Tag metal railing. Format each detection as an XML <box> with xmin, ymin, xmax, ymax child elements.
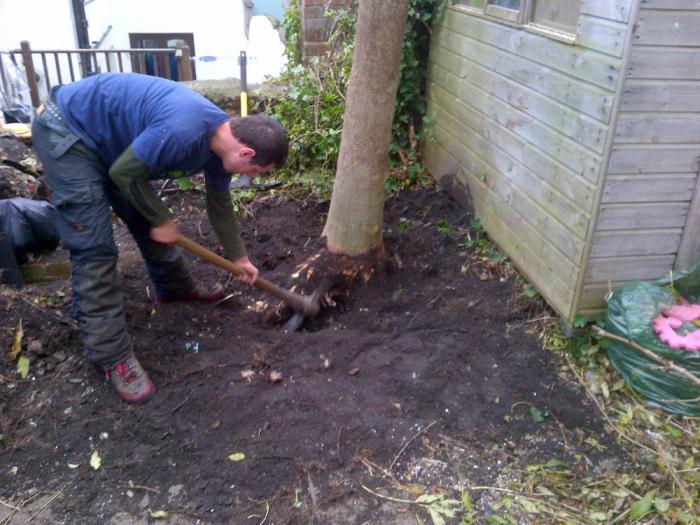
<box><xmin>0</xmin><ymin>40</ymin><xmax>194</xmax><ymax>109</ymax></box>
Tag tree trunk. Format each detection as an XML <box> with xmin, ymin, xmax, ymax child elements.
<box><xmin>321</xmin><ymin>0</ymin><xmax>410</xmax><ymax>256</ymax></box>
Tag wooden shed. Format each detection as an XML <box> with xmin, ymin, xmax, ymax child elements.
<box><xmin>423</xmin><ymin>0</ymin><xmax>700</xmax><ymax>325</ymax></box>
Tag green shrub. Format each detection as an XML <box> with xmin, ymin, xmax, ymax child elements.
<box><xmin>265</xmin><ymin>0</ymin><xmax>446</xmax><ymax>192</ymax></box>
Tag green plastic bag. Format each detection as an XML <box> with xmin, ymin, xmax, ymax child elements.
<box><xmin>603</xmin><ymin>266</ymin><xmax>700</xmax><ymax>416</ymax></box>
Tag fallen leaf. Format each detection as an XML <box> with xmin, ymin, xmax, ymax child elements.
<box><xmin>10</xmin><ymin>319</ymin><xmax>23</xmax><ymax>360</ymax></box>
<box><xmin>348</xmin><ymin>368</ymin><xmax>360</xmax><ymax>376</ymax></box>
<box><xmin>211</xmin><ymin>420</ymin><xmax>220</xmax><ymax>429</ymax></box>
<box><xmin>16</xmin><ymin>356</ymin><xmax>29</xmax><ymax>379</ymax></box>
<box><xmin>654</xmin><ymin>496</ymin><xmax>670</xmax><ymax>513</ymax></box>
<box><xmin>529</xmin><ymin>406</ymin><xmax>544</xmax><ymax>423</ymax></box>
<box><xmin>628</xmin><ymin>490</ymin><xmax>654</xmax><ymax>521</ymax></box>
<box><xmin>90</xmin><ymin>450</ymin><xmax>101</xmax><ymax>470</ymax></box>
<box><xmin>147</xmin><ymin>509</ymin><xmax>171</xmax><ymax>519</ymax></box>
<box><xmin>518</xmin><ymin>497</ymin><xmax>541</xmax><ymax>513</ymax></box>
<box><xmin>228</xmin><ymin>452</ymin><xmax>246</xmax><ymax>462</ymax></box>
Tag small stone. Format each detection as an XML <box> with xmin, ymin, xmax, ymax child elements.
<box><xmin>168</xmin><ymin>484</ymin><xmax>184</xmax><ymax>501</ymax></box>
<box><xmin>9</xmin><ymin>466</ymin><xmax>18</xmax><ymax>475</ymax></box>
<box><xmin>53</xmin><ymin>350</ymin><xmax>68</xmax><ymax>362</ymax></box>
<box><xmin>68</xmin><ymin>378</ymin><xmax>83</xmax><ymax>385</ymax></box>
<box><xmin>27</xmin><ymin>339</ymin><xmax>46</xmax><ymax>356</ymax></box>
<box><xmin>348</xmin><ymin>368</ymin><xmax>360</xmax><ymax>375</ymax></box>
<box><xmin>215</xmin><ymin>494</ymin><xmax>233</xmax><ymax>506</ymax></box>
<box><xmin>63</xmin><ymin>407</ymin><xmax>72</xmax><ymax>415</ymax></box>
<box><xmin>99</xmin><ymin>432</ymin><xmax>109</xmax><ymax>441</ymax></box>
<box><xmin>240</xmin><ymin>370</ymin><xmax>256</xmax><ymax>381</ymax></box>
<box><xmin>126</xmin><ymin>490</ymin><xmax>134</xmax><ymax>498</ymax></box>
<box><xmin>268</xmin><ymin>371</ymin><xmax>283</xmax><ymax>383</ymax></box>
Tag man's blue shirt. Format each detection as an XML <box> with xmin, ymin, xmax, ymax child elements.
<box><xmin>56</xmin><ymin>73</ymin><xmax>232</xmax><ymax>191</ymax></box>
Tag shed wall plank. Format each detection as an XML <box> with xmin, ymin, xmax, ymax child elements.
<box><xmin>628</xmin><ymin>47</ymin><xmax>700</xmax><ymax>79</ymax></box>
<box><xmin>441</xmin><ymin>10</ymin><xmax>622</xmax><ymax>90</ymax></box>
<box><xmin>596</xmin><ymin>203</ymin><xmax>689</xmax><ymax>230</ymax></box>
<box><xmin>586</xmin><ymin>255</ymin><xmax>676</xmax><ymax>281</ymax></box>
<box><xmin>461</xmin><ymin>170</ymin><xmax>575</xmax><ymax>317</ymax></box>
<box><xmin>590</xmin><ymin>230</ymin><xmax>682</xmax><ymax>257</ymax></box>
<box><xmin>429</xmin><ymin>58</ymin><xmax>602</xmax><ymax>182</ymax></box>
<box><xmin>602</xmin><ymin>174</ymin><xmax>697</xmax><ymax>202</ymax></box>
<box><xmin>621</xmin><ymin>80</ymin><xmax>700</xmax><ymax>111</ymax></box>
<box><xmin>433</xmin><ymin>120</ymin><xmax>586</xmax><ymax>267</ymax></box>
<box><xmin>615</xmin><ymin>113</ymin><xmax>700</xmax><ymax>143</ymax></box>
<box><xmin>639</xmin><ymin>0</ymin><xmax>700</xmax><ymax>9</ymax></box>
<box><xmin>577</xmin><ymin>15</ymin><xmax>628</xmax><ymax>58</ymax></box>
<box><xmin>430</xmin><ymin>61</ymin><xmax>602</xmax><ymax>188</ymax></box>
<box><xmin>431</xmin><ymin>46</ymin><xmax>608</xmax><ymax>154</ymax></box>
<box><xmin>422</xmin><ymin>138</ymin><xmax>460</xmax><ymax>181</ymax></box>
<box><xmin>608</xmin><ymin>146</ymin><xmax>700</xmax><ymax>173</ymax></box>
<box><xmin>674</xmin><ymin>174</ymin><xmax>700</xmax><ymax>270</ymax></box>
<box><xmin>433</xmin><ymin>26</ymin><xmax>614</xmax><ymax>122</ymax></box>
<box><xmin>428</xmin><ymin>68</ymin><xmax>597</xmax><ymax>209</ymax></box>
<box><xmin>581</xmin><ymin>0</ymin><xmax>633</xmax><ymax>22</ymax></box>
<box><xmin>636</xmin><ymin>10</ymin><xmax>700</xmax><ymax>47</ymax></box>
<box><xmin>579</xmin><ymin>282</ymin><xmax>627</xmax><ymax>311</ymax></box>
<box><xmin>430</xmin><ymin>96</ymin><xmax>591</xmax><ymax>237</ymax></box>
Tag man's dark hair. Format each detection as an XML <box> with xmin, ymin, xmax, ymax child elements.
<box><xmin>229</xmin><ymin>115</ymin><xmax>288</xmax><ymax>168</ymax></box>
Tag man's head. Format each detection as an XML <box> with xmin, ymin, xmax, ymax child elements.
<box><xmin>211</xmin><ymin>115</ymin><xmax>288</xmax><ymax>177</ymax></box>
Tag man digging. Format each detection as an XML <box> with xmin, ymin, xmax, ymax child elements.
<box><xmin>32</xmin><ymin>73</ymin><xmax>288</xmax><ymax>404</ymax></box>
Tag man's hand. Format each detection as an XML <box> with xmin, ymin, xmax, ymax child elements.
<box><xmin>233</xmin><ymin>255</ymin><xmax>259</xmax><ymax>285</ymax></box>
<box><xmin>151</xmin><ymin>219</ymin><xmax>178</xmax><ymax>244</ymax></box>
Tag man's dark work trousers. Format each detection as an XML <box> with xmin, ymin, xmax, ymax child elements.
<box><xmin>31</xmin><ymin>102</ymin><xmax>197</xmax><ymax>369</ymax></box>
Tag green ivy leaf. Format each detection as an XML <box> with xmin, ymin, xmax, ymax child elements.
<box><xmin>518</xmin><ymin>497</ymin><xmax>540</xmax><ymax>513</ymax></box>
<box><xmin>654</xmin><ymin>497</ymin><xmax>670</xmax><ymax>513</ymax></box>
<box><xmin>529</xmin><ymin>406</ymin><xmax>544</xmax><ymax>423</ymax></box>
<box><xmin>628</xmin><ymin>491</ymin><xmax>655</xmax><ymax>521</ymax></box>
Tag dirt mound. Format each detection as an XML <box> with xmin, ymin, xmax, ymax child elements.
<box><xmin>0</xmin><ymin>188</ymin><xmax>614</xmax><ymax>524</ymax></box>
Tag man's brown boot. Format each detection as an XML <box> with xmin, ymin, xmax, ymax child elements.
<box><xmin>105</xmin><ymin>354</ymin><xmax>155</xmax><ymax>404</ymax></box>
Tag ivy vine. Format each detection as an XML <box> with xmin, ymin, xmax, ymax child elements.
<box><xmin>264</xmin><ymin>0</ymin><xmax>446</xmax><ymax>193</ymax></box>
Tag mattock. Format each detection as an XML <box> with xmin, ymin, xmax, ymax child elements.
<box><xmin>175</xmin><ymin>234</ymin><xmax>322</xmax><ymax>330</ymax></box>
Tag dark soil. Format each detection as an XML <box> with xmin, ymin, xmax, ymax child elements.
<box><xmin>0</xmin><ymin>187</ymin><xmax>616</xmax><ymax>524</ymax></box>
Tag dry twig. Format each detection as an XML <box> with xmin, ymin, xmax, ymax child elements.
<box><xmin>389</xmin><ymin>421</ymin><xmax>436</xmax><ymax>472</ymax></box>
<box><xmin>565</xmin><ymin>354</ymin><xmax>659</xmax><ymax>457</ymax></box>
<box><xmin>594</xmin><ymin>326</ymin><xmax>700</xmax><ymax>388</ymax></box>
<box><xmin>27</xmin><ymin>485</ymin><xmax>65</xmax><ymax>522</ymax></box>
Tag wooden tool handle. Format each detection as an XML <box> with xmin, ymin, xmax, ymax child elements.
<box><xmin>175</xmin><ymin>234</ymin><xmax>318</xmax><ymax>316</ymax></box>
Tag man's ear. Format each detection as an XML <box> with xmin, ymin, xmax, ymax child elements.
<box><xmin>239</xmin><ymin>147</ymin><xmax>256</xmax><ymax>158</ymax></box>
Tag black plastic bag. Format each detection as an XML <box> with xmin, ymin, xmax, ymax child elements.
<box><xmin>0</xmin><ymin>198</ymin><xmax>60</xmax><ymax>265</ymax></box>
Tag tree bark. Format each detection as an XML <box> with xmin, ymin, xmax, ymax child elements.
<box><xmin>321</xmin><ymin>0</ymin><xmax>410</xmax><ymax>256</ymax></box>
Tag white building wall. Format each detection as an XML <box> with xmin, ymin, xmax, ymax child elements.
<box><xmin>0</xmin><ymin>0</ymin><xmax>285</xmax><ymax>88</ymax></box>
<box><xmin>0</xmin><ymin>0</ymin><xmax>77</xmax><ymax>50</ymax></box>
<box><xmin>86</xmin><ymin>0</ymin><xmax>285</xmax><ymax>83</ymax></box>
